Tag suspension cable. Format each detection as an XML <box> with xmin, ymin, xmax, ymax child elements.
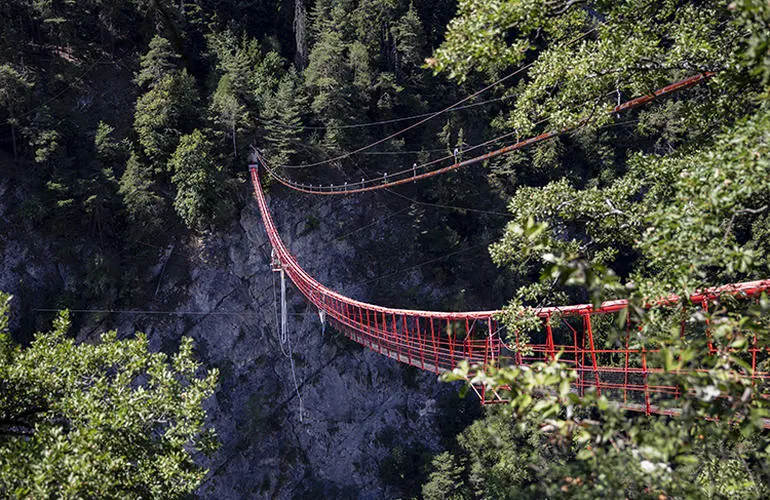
<box><xmin>264</xmin><ymin>89</ymin><xmax>639</xmax><ymax>189</ymax></box>
<box><xmin>279</xmin><ymin>28</ymin><xmax>599</xmax><ymax>169</ymax></box>
<box><xmin>272</xmin><ymin>95</ymin><xmax>514</xmax><ymax>132</ymax></box>
<box><xmin>255</xmin><ymin>72</ymin><xmax>713</xmax><ymax>195</ymax></box>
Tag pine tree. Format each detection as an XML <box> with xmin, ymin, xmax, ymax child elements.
<box><xmin>264</xmin><ymin>68</ymin><xmax>306</xmax><ymax>166</ymax></box>
<box><xmin>294</xmin><ymin>0</ymin><xmax>309</xmax><ymax>69</ymax></box>
<box><xmin>391</xmin><ymin>3</ymin><xmax>425</xmax><ymax>83</ymax></box>
<box><xmin>210</xmin><ymin>74</ymin><xmax>246</xmax><ymax>158</ymax></box>
<box><xmin>119</xmin><ymin>150</ymin><xmax>166</xmax><ymax>230</ymax></box>
<box><xmin>135</xmin><ymin>35</ymin><xmax>180</xmax><ymax>89</ymax></box>
<box><xmin>0</xmin><ymin>64</ymin><xmax>32</xmax><ymax>161</ymax></box>
<box><xmin>304</xmin><ymin>27</ymin><xmax>356</xmax><ymax>150</ymax></box>
<box><xmin>169</xmin><ymin>129</ymin><xmax>225</xmax><ymax>230</ymax></box>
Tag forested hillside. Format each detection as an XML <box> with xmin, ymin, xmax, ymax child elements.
<box><xmin>1</xmin><ymin>0</ymin><xmax>770</xmax><ymax>497</ymax></box>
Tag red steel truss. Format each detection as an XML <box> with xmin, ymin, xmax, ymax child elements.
<box><xmin>250</xmin><ymin>166</ymin><xmax>770</xmax><ymax>416</ymax></box>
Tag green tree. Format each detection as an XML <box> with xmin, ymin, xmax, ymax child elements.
<box><xmin>210</xmin><ymin>73</ymin><xmax>246</xmax><ymax>158</ymax></box>
<box><xmin>169</xmin><ymin>129</ymin><xmax>227</xmax><ymax>230</ymax></box>
<box><xmin>422</xmin><ymin>451</ymin><xmax>469</xmax><ymax>500</ymax></box>
<box><xmin>135</xmin><ymin>35</ymin><xmax>181</xmax><ymax>89</ymax></box>
<box><xmin>82</xmin><ymin>122</ymin><xmax>124</xmax><ymax>242</ymax></box>
<box><xmin>263</xmin><ymin>68</ymin><xmax>306</xmax><ymax>166</ymax></box>
<box><xmin>423</xmin><ymin>408</ymin><xmax>547</xmax><ymax>499</ymax></box>
<box><xmin>0</xmin><ymin>64</ymin><xmax>32</xmax><ymax>161</ymax></box>
<box><xmin>304</xmin><ymin>27</ymin><xmax>358</xmax><ymax>150</ymax></box>
<box><xmin>134</xmin><ymin>70</ymin><xmax>199</xmax><ymax>173</ymax></box>
<box><xmin>119</xmin><ymin>150</ymin><xmax>167</xmax><ymax>232</ymax></box>
<box><xmin>0</xmin><ymin>292</ymin><xmax>218</xmax><ymax>498</ymax></box>
<box><xmin>391</xmin><ymin>3</ymin><xmax>425</xmax><ymax>83</ymax></box>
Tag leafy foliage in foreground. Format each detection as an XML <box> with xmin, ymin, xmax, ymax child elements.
<box><xmin>422</xmin><ymin>0</ymin><xmax>770</xmax><ymax>497</ymax></box>
<box><xmin>0</xmin><ymin>293</ymin><xmax>218</xmax><ymax>498</ymax></box>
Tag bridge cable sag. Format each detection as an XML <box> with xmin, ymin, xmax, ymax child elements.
<box><xmin>257</xmin><ymin>72</ymin><xmax>714</xmax><ymax>195</ymax></box>
<box><xmin>267</xmin><ymin>95</ymin><xmax>514</xmax><ymax>133</ymax></box>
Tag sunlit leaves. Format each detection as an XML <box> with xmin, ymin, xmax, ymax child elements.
<box><xmin>0</xmin><ymin>294</ymin><xmax>218</xmax><ymax>497</ymax></box>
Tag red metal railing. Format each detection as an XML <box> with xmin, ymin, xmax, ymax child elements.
<box><xmin>250</xmin><ymin>165</ymin><xmax>770</xmax><ymax>416</ymax></box>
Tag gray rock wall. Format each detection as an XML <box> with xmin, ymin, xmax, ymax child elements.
<box><xmin>0</xmin><ymin>174</ymin><xmax>481</xmax><ymax>498</ymax></box>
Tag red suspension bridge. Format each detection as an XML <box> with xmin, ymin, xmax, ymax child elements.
<box><xmin>250</xmin><ymin>71</ymin><xmax>770</xmax><ymax>419</ymax></box>
<box><xmin>250</xmin><ymin>166</ymin><xmax>770</xmax><ymax>416</ymax></box>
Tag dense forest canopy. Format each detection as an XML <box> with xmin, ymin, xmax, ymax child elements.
<box><xmin>1</xmin><ymin>0</ymin><xmax>770</xmax><ymax>497</ymax></box>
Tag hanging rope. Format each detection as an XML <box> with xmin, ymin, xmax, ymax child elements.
<box><xmin>285</xmin><ymin>315</ymin><xmax>305</xmax><ymax>423</ymax></box>
<box><xmin>272</xmin><ymin>262</ymin><xmax>304</xmax><ymax>422</ymax></box>
<box><xmin>273</xmin><ymin>269</ymin><xmax>290</xmax><ymax>358</ymax></box>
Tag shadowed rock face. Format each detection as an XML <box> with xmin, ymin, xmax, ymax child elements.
<box><xmin>1</xmin><ymin>180</ymin><xmax>469</xmax><ymax>499</ymax></box>
<box><xmin>136</xmin><ymin>193</ymin><xmax>466</xmax><ymax>499</ymax></box>
<box><xmin>145</xmin><ymin>194</ymin><xmax>453</xmax><ymax>499</ymax></box>
<box><xmin>0</xmin><ymin>178</ymin><xmax>72</xmax><ymax>337</ymax></box>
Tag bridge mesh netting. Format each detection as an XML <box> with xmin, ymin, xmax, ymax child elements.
<box><xmin>250</xmin><ymin>166</ymin><xmax>770</xmax><ymax>417</ymax></box>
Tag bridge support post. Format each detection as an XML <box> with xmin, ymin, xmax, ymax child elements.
<box><xmin>280</xmin><ymin>268</ymin><xmax>288</xmax><ymax>344</ymax></box>
<box><xmin>271</xmin><ymin>249</ymin><xmax>289</xmax><ymax>349</ymax></box>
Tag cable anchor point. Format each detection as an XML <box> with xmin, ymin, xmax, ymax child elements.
<box><xmin>270</xmin><ymin>248</ymin><xmax>282</xmax><ymax>272</ymax></box>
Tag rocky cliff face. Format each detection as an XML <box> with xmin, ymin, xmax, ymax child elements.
<box><xmin>141</xmin><ymin>192</ymin><xmax>460</xmax><ymax>499</ymax></box>
<box><xmin>0</xmin><ymin>177</ymin><xmax>75</xmax><ymax>337</ymax></box>
<box><xmin>1</xmin><ymin>177</ymin><xmax>477</xmax><ymax>498</ymax></box>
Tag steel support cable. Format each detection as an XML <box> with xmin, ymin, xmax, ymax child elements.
<box><xmin>268</xmin><ymin>95</ymin><xmax>515</xmax><ymax>132</ymax></box>
<box><xmin>382</xmin><ymin>188</ymin><xmax>514</xmax><ymax>218</ymax></box>
<box><xmin>359</xmin><ymin>237</ymin><xmax>500</xmax><ymax>286</ymax></box>
<box><xmin>278</xmin><ymin>93</ymin><xmax>522</xmax><ymax>170</ymax></box>
<box><xmin>331</xmin><ymin>206</ymin><xmax>412</xmax><ymax>241</ymax></box>
<box><xmin>255</xmin><ymin>124</ymin><xmax>528</xmax><ymax>191</ymax></box>
<box><xmin>33</xmin><ymin>308</ymin><xmax>265</xmax><ymax>317</ymax></box>
<box><xmin>360</xmin><ymin>148</ymin><xmax>448</xmax><ymax>155</ymax></box>
<box><xmin>32</xmin><ymin>308</ymin><xmax>317</xmax><ymax>317</ymax></box>
<box><xmin>257</xmin><ymin>72</ymin><xmax>714</xmax><ymax>195</ymax></box>
<box><xmin>279</xmin><ymin>28</ymin><xmax>600</xmax><ymax>169</ymax></box>
<box><xmin>268</xmin><ymin>93</ymin><xmax>636</xmax><ymax>190</ymax></box>
<box><xmin>16</xmin><ymin>59</ymin><xmax>110</xmax><ymax>120</ymax></box>
<box><xmin>270</xmin><ymin>100</ymin><xmax>633</xmax><ymax>190</ymax></box>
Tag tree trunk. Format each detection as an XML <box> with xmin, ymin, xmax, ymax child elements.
<box><xmin>9</xmin><ymin>109</ymin><xmax>18</xmax><ymax>162</ymax></box>
<box><xmin>11</xmin><ymin>125</ymin><xmax>17</xmax><ymax>162</ymax></box>
<box><xmin>293</xmin><ymin>0</ymin><xmax>307</xmax><ymax>70</ymax></box>
<box><xmin>232</xmin><ymin>121</ymin><xmax>237</xmax><ymax>158</ymax></box>
<box><xmin>150</xmin><ymin>0</ymin><xmax>189</xmax><ymax>69</ymax></box>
